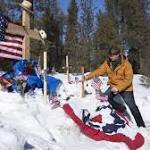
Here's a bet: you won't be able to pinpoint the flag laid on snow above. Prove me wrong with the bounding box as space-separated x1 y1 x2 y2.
63 103 145 150
0 13 23 60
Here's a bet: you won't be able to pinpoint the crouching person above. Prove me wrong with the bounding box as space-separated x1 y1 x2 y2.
85 45 145 128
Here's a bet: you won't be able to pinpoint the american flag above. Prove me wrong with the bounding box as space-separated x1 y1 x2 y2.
75 76 79 83
49 94 60 109
0 13 23 60
49 94 59 104
95 90 108 102
91 78 102 90
91 78 108 102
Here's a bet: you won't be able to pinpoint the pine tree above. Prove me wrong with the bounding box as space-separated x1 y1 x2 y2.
93 11 119 69
79 0 94 71
105 0 124 51
105 0 150 75
30 0 64 71
64 0 79 72
0 0 22 22
92 0 120 70
122 0 150 75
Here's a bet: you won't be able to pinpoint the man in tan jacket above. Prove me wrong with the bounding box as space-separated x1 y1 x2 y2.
85 46 145 127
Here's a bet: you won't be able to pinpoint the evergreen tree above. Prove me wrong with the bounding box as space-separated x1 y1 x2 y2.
79 0 94 71
122 0 150 75
93 11 119 68
105 0 150 76
30 0 64 71
105 0 124 51
92 0 120 70
64 0 79 72
0 0 22 22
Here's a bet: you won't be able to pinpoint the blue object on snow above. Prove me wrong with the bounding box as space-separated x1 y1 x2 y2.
26 75 43 90
25 75 62 95
102 123 125 133
47 76 62 95
13 60 28 77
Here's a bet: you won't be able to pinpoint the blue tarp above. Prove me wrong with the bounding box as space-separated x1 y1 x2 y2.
47 76 62 95
13 60 28 77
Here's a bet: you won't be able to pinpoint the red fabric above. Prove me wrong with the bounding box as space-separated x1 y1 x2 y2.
63 104 144 150
25 66 34 74
91 115 102 123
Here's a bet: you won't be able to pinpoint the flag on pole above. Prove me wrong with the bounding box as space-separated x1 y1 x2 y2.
95 90 108 102
91 78 108 102
0 13 23 60
49 94 60 109
49 94 58 104
91 78 102 90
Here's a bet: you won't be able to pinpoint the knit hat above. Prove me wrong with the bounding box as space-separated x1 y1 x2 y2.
108 45 121 56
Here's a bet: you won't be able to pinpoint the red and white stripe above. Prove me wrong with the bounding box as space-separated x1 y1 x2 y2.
96 91 108 102
49 95 60 109
49 95 59 104
91 78 102 90
0 33 23 60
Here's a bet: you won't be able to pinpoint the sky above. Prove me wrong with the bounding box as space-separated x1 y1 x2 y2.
59 0 105 14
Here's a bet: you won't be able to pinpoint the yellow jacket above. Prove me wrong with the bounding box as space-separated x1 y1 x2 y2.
85 56 133 92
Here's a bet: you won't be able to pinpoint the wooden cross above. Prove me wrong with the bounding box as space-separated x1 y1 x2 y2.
6 2 43 60
81 66 85 98
62 55 72 83
43 51 47 104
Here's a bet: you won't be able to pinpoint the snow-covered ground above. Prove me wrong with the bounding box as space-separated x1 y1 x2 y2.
0 74 150 150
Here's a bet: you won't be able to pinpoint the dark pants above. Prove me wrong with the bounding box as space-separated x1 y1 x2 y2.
105 88 145 127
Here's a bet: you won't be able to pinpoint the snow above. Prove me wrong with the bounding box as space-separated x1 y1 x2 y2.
0 73 150 150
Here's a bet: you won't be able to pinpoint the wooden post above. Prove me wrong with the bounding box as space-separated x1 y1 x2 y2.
62 55 71 83
81 66 85 98
6 1 45 61
43 51 47 103
66 55 70 82
22 9 30 60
